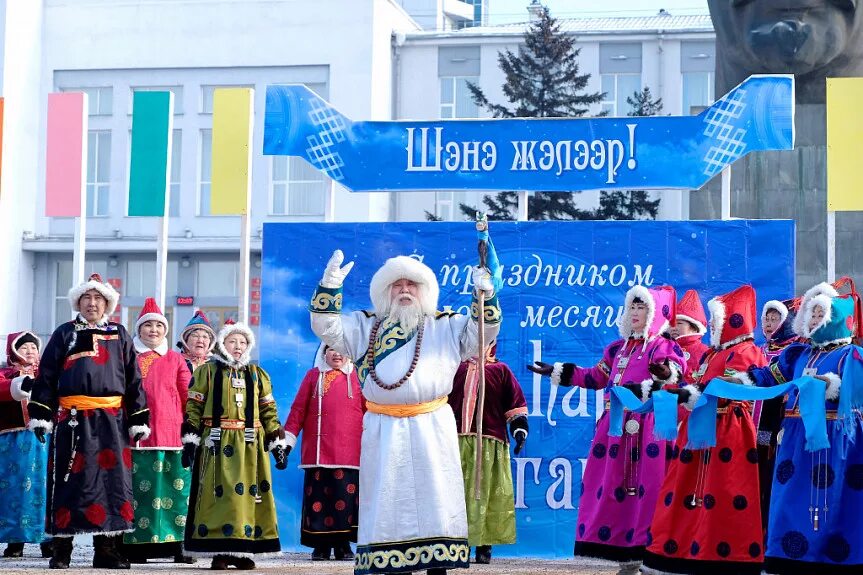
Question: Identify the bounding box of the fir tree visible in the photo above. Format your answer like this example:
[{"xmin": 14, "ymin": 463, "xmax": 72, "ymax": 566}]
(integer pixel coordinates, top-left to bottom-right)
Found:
[
  {"xmin": 626, "ymin": 86, "xmax": 663, "ymax": 117},
  {"xmin": 464, "ymin": 6, "xmax": 602, "ymax": 220},
  {"xmin": 424, "ymin": 210, "xmax": 443, "ymax": 221}
]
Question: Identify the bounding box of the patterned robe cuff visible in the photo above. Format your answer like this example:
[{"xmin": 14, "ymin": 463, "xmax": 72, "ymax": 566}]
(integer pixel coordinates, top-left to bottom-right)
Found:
[
  {"xmin": 470, "ymin": 291, "xmax": 502, "ymax": 325},
  {"xmin": 309, "ymin": 285, "xmax": 343, "ymax": 314}
]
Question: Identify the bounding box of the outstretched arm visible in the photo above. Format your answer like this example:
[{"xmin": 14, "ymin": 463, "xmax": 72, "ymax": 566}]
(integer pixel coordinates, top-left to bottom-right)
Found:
[{"xmin": 309, "ymin": 249, "xmax": 369, "ymax": 358}]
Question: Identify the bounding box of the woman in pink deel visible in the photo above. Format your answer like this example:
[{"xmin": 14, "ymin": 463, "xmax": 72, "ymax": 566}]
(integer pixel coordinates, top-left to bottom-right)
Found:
[
  {"xmin": 283, "ymin": 345, "xmax": 365, "ymax": 562},
  {"xmin": 122, "ymin": 298, "xmax": 194, "ymax": 564},
  {"xmin": 529, "ymin": 285, "xmax": 686, "ymax": 575}
]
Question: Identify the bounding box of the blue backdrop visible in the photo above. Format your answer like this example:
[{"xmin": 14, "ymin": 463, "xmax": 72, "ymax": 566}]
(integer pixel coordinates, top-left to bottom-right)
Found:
[{"xmin": 260, "ymin": 220, "xmax": 795, "ymax": 558}]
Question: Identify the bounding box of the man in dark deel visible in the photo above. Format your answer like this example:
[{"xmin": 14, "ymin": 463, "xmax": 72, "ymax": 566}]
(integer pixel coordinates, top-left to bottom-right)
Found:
[
  {"xmin": 709, "ymin": 0, "xmax": 863, "ymax": 104},
  {"xmin": 28, "ymin": 273, "xmax": 150, "ymax": 569}
]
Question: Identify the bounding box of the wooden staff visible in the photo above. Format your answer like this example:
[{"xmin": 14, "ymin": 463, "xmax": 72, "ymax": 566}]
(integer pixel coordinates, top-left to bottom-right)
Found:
[{"xmin": 474, "ymin": 219, "xmax": 489, "ymax": 500}]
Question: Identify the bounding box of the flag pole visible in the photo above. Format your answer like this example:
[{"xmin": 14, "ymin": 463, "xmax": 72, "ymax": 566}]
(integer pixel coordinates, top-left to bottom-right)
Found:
[
  {"xmin": 155, "ymin": 97, "xmax": 174, "ymax": 311},
  {"xmin": 473, "ymin": 214, "xmax": 489, "ymax": 500}
]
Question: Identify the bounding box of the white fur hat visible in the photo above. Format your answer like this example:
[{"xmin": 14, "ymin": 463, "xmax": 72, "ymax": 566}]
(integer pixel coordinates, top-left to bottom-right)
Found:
[
  {"xmin": 216, "ymin": 321, "xmax": 256, "ymax": 367},
  {"xmin": 369, "ymin": 256, "xmax": 439, "ymax": 316},
  {"xmin": 68, "ymin": 273, "xmax": 120, "ymax": 321},
  {"xmin": 761, "ymin": 300, "xmax": 788, "ymax": 328},
  {"xmin": 793, "ymin": 282, "xmax": 839, "ymax": 337}
]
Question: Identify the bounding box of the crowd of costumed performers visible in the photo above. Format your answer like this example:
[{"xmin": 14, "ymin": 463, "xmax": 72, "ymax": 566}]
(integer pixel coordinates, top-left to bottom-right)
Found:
[{"xmin": 2, "ymin": 245, "xmax": 863, "ymax": 575}]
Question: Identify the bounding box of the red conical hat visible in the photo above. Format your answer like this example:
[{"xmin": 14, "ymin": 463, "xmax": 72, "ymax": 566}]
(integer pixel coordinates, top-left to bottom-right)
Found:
[
  {"xmin": 135, "ymin": 297, "xmax": 169, "ymax": 335},
  {"xmin": 676, "ymin": 289, "xmax": 707, "ymax": 335},
  {"xmin": 707, "ymin": 285, "xmax": 757, "ymax": 349}
]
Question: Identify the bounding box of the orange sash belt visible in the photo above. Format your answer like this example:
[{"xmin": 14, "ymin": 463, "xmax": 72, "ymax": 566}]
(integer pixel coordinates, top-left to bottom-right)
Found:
[
  {"xmin": 366, "ymin": 396, "xmax": 447, "ymax": 418},
  {"xmin": 59, "ymin": 395, "xmax": 123, "ymax": 410}
]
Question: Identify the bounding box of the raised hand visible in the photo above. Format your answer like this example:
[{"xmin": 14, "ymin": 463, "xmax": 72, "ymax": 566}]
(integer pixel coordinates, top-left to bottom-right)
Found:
[
  {"xmin": 526, "ymin": 361, "xmax": 554, "ymax": 376},
  {"xmin": 472, "ymin": 266, "xmax": 494, "ymax": 295},
  {"xmin": 321, "ymin": 249, "xmax": 355, "ymax": 289}
]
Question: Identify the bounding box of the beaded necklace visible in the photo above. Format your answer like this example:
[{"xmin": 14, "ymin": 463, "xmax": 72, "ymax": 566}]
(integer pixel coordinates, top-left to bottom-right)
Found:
[{"xmin": 366, "ymin": 316, "xmax": 426, "ymax": 390}]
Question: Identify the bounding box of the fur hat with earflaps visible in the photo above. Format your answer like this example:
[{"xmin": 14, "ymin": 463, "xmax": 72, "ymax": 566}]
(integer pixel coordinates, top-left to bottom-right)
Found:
[
  {"xmin": 215, "ymin": 320, "xmax": 256, "ymax": 368},
  {"xmin": 369, "ymin": 256, "xmax": 439, "ymax": 317},
  {"xmin": 707, "ymin": 285, "xmax": 757, "ymax": 349},
  {"xmin": 68, "ymin": 273, "xmax": 120, "ymax": 322},
  {"xmin": 179, "ymin": 310, "xmax": 217, "ymax": 352}
]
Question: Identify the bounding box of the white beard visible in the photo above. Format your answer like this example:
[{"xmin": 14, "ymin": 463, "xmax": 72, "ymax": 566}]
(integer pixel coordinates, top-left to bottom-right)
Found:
[{"xmin": 384, "ymin": 296, "xmax": 424, "ymax": 335}]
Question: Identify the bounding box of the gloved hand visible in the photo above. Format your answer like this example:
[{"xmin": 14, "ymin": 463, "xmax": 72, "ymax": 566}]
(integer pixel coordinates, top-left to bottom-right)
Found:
[
  {"xmin": 33, "ymin": 426, "xmax": 47, "ymax": 444},
  {"xmin": 621, "ymin": 381, "xmax": 661, "ymax": 402},
  {"xmin": 274, "ymin": 445, "xmax": 290, "ymax": 470},
  {"xmin": 509, "ymin": 416, "xmax": 529, "ymax": 455},
  {"xmin": 526, "ymin": 361, "xmax": 554, "ymax": 376},
  {"xmin": 472, "ymin": 266, "xmax": 494, "ymax": 295},
  {"xmin": 182, "ymin": 442, "xmax": 197, "ymax": 469},
  {"xmin": 321, "ymin": 250, "xmax": 354, "ymax": 289},
  {"xmin": 10, "ymin": 376, "xmax": 33, "ymax": 402},
  {"xmin": 664, "ymin": 387, "xmax": 697, "ymax": 406},
  {"xmin": 648, "ymin": 359, "xmax": 673, "ymax": 381}
]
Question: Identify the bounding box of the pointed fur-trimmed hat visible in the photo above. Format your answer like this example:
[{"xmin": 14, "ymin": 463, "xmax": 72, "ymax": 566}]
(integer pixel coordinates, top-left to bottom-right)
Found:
[
  {"xmin": 6, "ymin": 331, "xmax": 42, "ymax": 364},
  {"xmin": 676, "ymin": 289, "xmax": 707, "ymax": 336},
  {"xmin": 618, "ymin": 284, "xmax": 676, "ymax": 340},
  {"xmin": 180, "ymin": 310, "xmax": 216, "ymax": 349},
  {"xmin": 707, "ymin": 285, "xmax": 757, "ymax": 349},
  {"xmin": 369, "ymin": 255, "xmax": 439, "ymax": 316},
  {"xmin": 68, "ymin": 273, "xmax": 120, "ymax": 319},
  {"xmin": 135, "ymin": 298, "xmax": 169, "ymax": 335}
]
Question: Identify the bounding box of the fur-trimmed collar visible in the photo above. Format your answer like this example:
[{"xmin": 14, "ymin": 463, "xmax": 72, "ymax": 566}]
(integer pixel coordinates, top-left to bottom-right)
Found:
[
  {"xmin": 212, "ymin": 351, "xmax": 252, "ymax": 369},
  {"xmin": 133, "ymin": 336, "xmax": 168, "ymax": 356},
  {"xmin": 75, "ymin": 313, "xmax": 110, "ymax": 329}
]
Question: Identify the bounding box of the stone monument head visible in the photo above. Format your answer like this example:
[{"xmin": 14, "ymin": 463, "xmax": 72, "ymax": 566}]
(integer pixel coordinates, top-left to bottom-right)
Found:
[{"xmin": 709, "ymin": 0, "xmax": 863, "ymax": 104}]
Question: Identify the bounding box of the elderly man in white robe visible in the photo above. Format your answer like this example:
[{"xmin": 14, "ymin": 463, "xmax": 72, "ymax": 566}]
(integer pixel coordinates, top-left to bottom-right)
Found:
[{"xmin": 310, "ymin": 250, "xmax": 501, "ymax": 575}]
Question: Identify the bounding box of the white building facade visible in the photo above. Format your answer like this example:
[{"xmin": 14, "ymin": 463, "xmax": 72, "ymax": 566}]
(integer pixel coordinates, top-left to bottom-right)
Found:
[{"xmin": 0, "ymin": 0, "xmax": 716, "ymax": 352}]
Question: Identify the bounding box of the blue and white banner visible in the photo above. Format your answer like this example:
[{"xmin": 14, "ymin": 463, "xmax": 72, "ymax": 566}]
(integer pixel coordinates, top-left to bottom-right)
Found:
[
  {"xmin": 263, "ymin": 75, "xmax": 794, "ymax": 192},
  {"xmin": 261, "ymin": 219, "xmax": 795, "ymax": 557}
]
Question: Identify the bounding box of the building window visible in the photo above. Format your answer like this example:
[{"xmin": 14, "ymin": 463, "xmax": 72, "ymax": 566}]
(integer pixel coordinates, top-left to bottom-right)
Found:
[
  {"xmin": 600, "ymin": 74, "xmax": 642, "ymax": 116},
  {"xmin": 197, "ymin": 261, "xmax": 239, "ymax": 297},
  {"xmin": 435, "ymin": 191, "xmax": 485, "ymax": 221},
  {"xmin": 199, "ymin": 129, "xmax": 212, "ymax": 215},
  {"xmin": 170, "ymin": 130, "xmax": 182, "ymax": 217},
  {"xmin": 199, "ymin": 307, "xmax": 239, "ymax": 330},
  {"xmin": 682, "ymin": 72, "xmax": 715, "ymax": 115},
  {"xmin": 440, "ymin": 77, "xmax": 479, "ymax": 119},
  {"xmin": 270, "ymin": 157, "xmax": 326, "ymax": 216},
  {"xmin": 63, "ymin": 87, "xmax": 113, "ymax": 116},
  {"xmin": 130, "ymin": 86, "xmax": 184, "ymax": 115},
  {"xmin": 87, "ymin": 130, "xmax": 111, "ymax": 217},
  {"xmin": 200, "ymin": 85, "xmax": 254, "ymax": 114},
  {"xmin": 54, "ymin": 260, "xmax": 73, "ymax": 325},
  {"xmin": 126, "ymin": 260, "xmax": 179, "ymax": 299}
]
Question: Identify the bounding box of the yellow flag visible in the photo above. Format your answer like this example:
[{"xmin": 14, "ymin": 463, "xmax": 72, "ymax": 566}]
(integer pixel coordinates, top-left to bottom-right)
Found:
[
  {"xmin": 211, "ymin": 88, "xmax": 254, "ymax": 215},
  {"xmin": 827, "ymin": 77, "xmax": 863, "ymax": 212}
]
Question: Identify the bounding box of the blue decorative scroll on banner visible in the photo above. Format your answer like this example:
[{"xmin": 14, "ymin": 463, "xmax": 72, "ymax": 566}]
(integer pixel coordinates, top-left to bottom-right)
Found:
[
  {"xmin": 263, "ymin": 75, "xmax": 794, "ymax": 192},
  {"xmin": 261, "ymin": 219, "xmax": 795, "ymax": 558}
]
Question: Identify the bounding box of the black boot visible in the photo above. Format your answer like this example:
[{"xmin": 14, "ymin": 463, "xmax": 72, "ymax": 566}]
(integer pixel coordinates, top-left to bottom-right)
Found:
[
  {"xmin": 41, "ymin": 540, "xmax": 55, "ymax": 559},
  {"xmin": 334, "ymin": 542, "xmax": 354, "ymax": 561},
  {"xmin": 311, "ymin": 547, "xmax": 331, "ymax": 560},
  {"xmin": 211, "ymin": 555, "xmax": 230, "ymax": 570},
  {"xmin": 475, "ymin": 545, "xmax": 492, "ymax": 564},
  {"xmin": 49, "ymin": 538, "xmax": 73, "ymax": 569},
  {"xmin": 92, "ymin": 535, "xmax": 130, "ymax": 569},
  {"xmin": 3, "ymin": 542, "xmax": 25, "ymax": 558}
]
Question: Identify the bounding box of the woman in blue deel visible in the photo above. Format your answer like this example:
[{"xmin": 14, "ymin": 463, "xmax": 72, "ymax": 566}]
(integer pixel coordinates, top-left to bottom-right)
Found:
[{"xmin": 743, "ymin": 284, "xmax": 863, "ymax": 575}]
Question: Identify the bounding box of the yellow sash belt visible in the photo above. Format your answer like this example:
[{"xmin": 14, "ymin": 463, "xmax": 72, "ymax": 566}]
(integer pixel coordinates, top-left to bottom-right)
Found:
[
  {"xmin": 366, "ymin": 396, "xmax": 447, "ymax": 418},
  {"xmin": 59, "ymin": 395, "xmax": 123, "ymax": 410}
]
